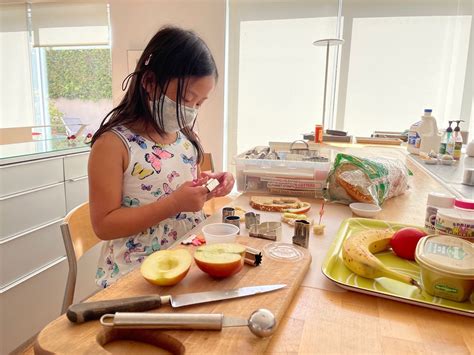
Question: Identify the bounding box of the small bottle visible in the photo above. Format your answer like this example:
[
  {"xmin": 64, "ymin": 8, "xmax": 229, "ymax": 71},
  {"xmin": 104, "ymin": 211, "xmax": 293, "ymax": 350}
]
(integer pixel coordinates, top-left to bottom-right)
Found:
[
  {"xmin": 439, "ymin": 121, "xmax": 453, "ymax": 155},
  {"xmin": 453, "ymin": 120, "xmax": 464, "ymax": 160},
  {"xmin": 446, "ymin": 127, "xmax": 456, "ymax": 156},
  {"xmin": 425, "ymin": 192, "xmax": 455, "ymax": 231}
]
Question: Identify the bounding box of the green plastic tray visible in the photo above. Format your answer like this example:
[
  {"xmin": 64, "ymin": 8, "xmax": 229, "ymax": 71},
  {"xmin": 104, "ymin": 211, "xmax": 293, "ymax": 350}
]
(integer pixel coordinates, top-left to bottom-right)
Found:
[{"xmin": 322, "ymin": 218, "xmax": 474, "ymax": 317}]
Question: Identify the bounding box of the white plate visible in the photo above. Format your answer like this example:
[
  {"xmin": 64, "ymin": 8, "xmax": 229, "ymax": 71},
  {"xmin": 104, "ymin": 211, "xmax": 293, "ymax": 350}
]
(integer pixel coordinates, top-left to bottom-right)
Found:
[
  {"xmin": 441, "ymin": 159, "xmax": 455, "ymax": 165},
  {"xmin": 349, "ymin": 202, "xmax": 382, "ymax": 218}
]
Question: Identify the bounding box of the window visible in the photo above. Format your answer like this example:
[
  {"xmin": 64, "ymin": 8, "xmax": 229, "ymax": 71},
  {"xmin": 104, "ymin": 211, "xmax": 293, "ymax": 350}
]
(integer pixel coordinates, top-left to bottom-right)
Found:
[
  {"xmin": 343, "ymin": 15, "xmax": 471, "ymax": 137},
  {"xmin": 0, "ymin": 2, "xmax": 111, "ymax": 148},
  {"xmin": 227, "ymin": 0, "xmax": 341, "ymax": 169},
  {"xmin": 227, "ymin": 0, "xmax": 473, "ymax": 171},
  {"xmin": 237, "ymin": 17, "xmax": 340, "ymax": 154}
]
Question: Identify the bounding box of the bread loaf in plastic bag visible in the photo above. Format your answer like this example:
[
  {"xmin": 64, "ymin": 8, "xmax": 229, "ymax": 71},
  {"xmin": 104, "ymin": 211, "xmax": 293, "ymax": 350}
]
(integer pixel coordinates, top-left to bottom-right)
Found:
[{"xmin": 325, "ymin": 153, "xmax": 411, "ymax": 206}]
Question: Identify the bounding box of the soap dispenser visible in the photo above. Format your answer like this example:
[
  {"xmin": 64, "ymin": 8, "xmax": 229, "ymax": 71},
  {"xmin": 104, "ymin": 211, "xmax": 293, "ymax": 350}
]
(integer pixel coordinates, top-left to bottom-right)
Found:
[
  {"xmin": 453, "ymin": 120, "xmax": 464, "ymax": 160},
  {"xmin": 439, "ymin": 121, "xmax": 453, "ymax": 155}
]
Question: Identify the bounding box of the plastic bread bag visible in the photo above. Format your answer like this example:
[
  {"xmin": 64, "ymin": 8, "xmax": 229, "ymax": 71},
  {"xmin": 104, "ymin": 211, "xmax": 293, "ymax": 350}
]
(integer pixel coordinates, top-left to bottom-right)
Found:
[{"xmin": 325, "ymin": 153, "xmax": 411, "ymax": 206}]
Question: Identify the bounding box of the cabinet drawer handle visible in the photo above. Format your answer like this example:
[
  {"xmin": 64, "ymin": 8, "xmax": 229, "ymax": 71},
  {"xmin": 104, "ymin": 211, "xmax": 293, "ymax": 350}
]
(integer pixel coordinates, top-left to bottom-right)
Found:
[{"xmin": 68, "ymin": 176, "xmax": 88, "ymax": 183}]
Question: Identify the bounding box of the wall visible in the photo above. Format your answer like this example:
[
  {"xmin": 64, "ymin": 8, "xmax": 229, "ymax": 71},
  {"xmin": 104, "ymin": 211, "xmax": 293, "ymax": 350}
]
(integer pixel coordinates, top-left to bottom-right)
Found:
[{"xmin": 109, "ymin": 0, "xmax": 226, "ymax": 171}]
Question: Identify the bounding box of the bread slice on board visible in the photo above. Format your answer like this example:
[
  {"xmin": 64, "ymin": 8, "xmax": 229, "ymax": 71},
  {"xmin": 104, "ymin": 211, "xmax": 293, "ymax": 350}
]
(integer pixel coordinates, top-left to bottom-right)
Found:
[{"xmin": 249, "ymin": 196, "xmax": 311, "ymax": 213}]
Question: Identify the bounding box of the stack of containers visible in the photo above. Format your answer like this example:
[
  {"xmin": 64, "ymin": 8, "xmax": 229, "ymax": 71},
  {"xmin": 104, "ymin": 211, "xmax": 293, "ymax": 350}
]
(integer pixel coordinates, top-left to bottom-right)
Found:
[
  {"xmin": 424, "ymin": 193, "xmax": 455, "ymax": 231},
  {"xmin": 435, "ymin": 198, "xmax": 474, "ymax": 242}
]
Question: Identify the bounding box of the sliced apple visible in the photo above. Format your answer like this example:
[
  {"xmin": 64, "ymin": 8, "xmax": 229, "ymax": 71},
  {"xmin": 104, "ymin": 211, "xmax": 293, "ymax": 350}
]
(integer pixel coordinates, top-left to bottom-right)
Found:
[
  {"xmin": 140, "ymin": 249, "xmax": 192, "ymax": 286},
  {"xmin": 194, "ymin": 243, "xmax": 246, "ymax": 278}
]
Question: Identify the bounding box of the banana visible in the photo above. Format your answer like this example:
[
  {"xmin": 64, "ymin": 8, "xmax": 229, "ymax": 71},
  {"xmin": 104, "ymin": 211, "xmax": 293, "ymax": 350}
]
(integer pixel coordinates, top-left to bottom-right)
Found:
[{"xmin": 342, "ymin": 229, "xmax": 420, "ymax": 288}]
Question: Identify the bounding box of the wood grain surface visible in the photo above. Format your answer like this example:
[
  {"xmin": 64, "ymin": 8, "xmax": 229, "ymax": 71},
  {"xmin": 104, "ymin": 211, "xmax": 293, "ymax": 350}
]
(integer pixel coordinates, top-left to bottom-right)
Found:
[
  {"xmin": 34, "ymin": 237, "xmax": 311, "ymax": 354},
  {"xmin": 34, "ymin": 144, "xmax": 474, "ymax": 354}
]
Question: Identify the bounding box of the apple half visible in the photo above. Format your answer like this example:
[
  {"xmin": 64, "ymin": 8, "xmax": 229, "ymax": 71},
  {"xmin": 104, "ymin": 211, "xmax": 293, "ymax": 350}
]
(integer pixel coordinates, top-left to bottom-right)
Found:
[
  {"xmin": 194, "ymin": 243, "xmax": 246, "ymax": 278},
  {"xmin": 140, "ymin": 249, "xmax": 192, "ymax": 286}
]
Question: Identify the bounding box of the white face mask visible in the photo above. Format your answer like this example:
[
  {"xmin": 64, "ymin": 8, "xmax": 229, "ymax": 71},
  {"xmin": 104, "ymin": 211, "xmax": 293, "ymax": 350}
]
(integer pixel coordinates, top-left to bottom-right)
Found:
[{"xmin": 151, "ymin": 95, "xmax": 198, "ymax": 133}]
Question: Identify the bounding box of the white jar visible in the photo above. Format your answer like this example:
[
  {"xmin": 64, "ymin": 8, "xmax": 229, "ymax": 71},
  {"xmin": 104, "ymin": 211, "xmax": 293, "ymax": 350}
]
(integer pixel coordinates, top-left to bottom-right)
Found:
[
  {"xmin": 425, "ymin": 192, "xmax": 455, "ymax": 231},
  {"xmin": 435, "ymin": 208, "xmax": 474, "ymax": 241}
]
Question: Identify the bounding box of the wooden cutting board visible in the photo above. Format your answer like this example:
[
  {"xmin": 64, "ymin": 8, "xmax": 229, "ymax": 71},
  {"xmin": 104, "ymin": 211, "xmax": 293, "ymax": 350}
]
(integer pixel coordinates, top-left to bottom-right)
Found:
[{"xmin": 35, "ymin": 236, "xmax": 311, "ymax": 354}]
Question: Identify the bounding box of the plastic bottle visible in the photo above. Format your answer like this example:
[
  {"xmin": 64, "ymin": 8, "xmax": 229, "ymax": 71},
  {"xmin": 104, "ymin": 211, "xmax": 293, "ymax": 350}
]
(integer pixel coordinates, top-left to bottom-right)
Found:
[
  {"xmin": 407, "ymin": 109, "xmax": 441, "ymax": 155},
  {"xmin": 424, "ymin": 192, "xmax": 455, "ymax": 231},
  {"xmin": 439, "ymin": 121, "xmax": 453, "ymax": 155},
  {"xmin": 446, "ymin": 128, "xmax": 455, "ymax": 156},
  {"xmin": 453, "ymin": 120, "xmax": 464, "ymax": 160}
]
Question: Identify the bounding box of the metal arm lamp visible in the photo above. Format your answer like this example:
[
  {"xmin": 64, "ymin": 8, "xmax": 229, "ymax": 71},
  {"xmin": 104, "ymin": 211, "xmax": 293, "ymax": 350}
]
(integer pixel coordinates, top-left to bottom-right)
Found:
[{"xmin": 312, "ymin": 38, "xmax": 344, "ymax": 133}]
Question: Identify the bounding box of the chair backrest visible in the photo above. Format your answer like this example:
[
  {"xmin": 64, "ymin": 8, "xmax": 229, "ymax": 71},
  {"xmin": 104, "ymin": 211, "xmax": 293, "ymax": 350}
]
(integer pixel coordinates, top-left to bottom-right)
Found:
[
  {"xmin": 60, "ymin": 202, "xmax": 100, "ymax": 313},
  {"xmin": 200, "ymin": 152, "xmax": 214, "ymax": 172}
]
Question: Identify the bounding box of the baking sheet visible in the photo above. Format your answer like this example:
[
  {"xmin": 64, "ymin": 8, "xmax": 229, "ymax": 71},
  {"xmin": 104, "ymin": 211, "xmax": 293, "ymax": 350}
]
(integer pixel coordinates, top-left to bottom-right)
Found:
[{"xmin": 321, "ymin": 218, "xmax": 474, "ymax": 317}]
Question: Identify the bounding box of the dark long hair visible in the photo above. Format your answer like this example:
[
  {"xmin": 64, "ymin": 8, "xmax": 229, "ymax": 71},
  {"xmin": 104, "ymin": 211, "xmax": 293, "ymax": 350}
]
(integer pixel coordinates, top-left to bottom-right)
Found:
[{"xmin": 91, "ymin": 26, "xmax": 218, "ymax": 164}]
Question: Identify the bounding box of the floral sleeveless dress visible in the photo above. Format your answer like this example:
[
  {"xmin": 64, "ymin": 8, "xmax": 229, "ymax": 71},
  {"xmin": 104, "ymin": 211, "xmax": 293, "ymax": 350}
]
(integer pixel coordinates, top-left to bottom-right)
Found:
[{"xmin": 96, "ymin": 125, "xmax": 205, "ymax": 288}]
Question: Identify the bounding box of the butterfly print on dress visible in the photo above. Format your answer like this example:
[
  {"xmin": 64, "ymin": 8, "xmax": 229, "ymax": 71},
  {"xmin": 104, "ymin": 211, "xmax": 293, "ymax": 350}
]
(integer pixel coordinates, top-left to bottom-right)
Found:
[{"xmin": 145, "ymin": 146, "xmax": 174, "ymax": 174}]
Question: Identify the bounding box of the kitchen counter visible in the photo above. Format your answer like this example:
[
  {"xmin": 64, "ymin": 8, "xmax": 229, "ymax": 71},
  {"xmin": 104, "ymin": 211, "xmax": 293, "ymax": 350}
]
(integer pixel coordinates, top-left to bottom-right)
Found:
[
  {"xmin": 408, "ymin": 153, "xmax": 474, "ymax": 199},
  {"xmin": 0, "ymin": 139, "xmax": 90, "ymax": 166},
  {"xmin": 34, "ymin": 145, "xmax": 474, "ymax": 354}
]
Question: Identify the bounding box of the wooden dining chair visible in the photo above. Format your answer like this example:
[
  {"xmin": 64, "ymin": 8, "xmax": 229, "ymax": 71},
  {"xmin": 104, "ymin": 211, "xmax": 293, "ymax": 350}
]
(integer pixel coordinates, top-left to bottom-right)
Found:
[
  {"xmin": 200, "ymin": 152, "xmax": 214, "ymax": 172},
  {"xmin": 60, "ymin": 202, "xmax": 101, "ymax": 314}
]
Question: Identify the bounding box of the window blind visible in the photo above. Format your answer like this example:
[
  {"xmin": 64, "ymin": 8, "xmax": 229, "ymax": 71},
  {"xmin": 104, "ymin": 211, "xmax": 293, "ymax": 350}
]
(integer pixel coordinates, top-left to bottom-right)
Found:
[
  {"xmin": 0, "ymin": 3, "xmax": 34, "ymax": 127},
  {"xmin": 31, "ymin": 2, "xmax": 109, "ymax": 47}
]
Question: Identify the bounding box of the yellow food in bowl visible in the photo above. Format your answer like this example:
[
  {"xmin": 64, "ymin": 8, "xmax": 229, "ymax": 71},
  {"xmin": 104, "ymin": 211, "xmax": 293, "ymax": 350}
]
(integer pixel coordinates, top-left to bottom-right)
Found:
[{"xmin": 415, "ymin": 235, "xmax": 474, "ymax": 302}]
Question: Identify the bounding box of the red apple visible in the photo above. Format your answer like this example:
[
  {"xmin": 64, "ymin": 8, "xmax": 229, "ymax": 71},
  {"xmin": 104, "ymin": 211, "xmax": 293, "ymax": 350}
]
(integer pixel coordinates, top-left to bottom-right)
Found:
[
  {"xmin": 390, "ymin": 227, "xmax": 427, "ymax": 260},
  {"xmin": 194, "ymin": 243, "xmax": 246, "ymax": 278}
]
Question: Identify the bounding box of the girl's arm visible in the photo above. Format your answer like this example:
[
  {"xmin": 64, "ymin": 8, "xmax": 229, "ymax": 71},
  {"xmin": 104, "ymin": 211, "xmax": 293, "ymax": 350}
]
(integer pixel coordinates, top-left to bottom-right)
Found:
[{"xmin": 88, "ymin": 132, "xmax": 208, "ymax": 240}]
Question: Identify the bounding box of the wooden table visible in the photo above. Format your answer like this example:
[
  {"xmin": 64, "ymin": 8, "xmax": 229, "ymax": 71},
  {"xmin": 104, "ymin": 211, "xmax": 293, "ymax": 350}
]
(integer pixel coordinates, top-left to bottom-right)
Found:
[{"xmin": 36, "ymin": 145, "xmax": 474, "ymax": 354}]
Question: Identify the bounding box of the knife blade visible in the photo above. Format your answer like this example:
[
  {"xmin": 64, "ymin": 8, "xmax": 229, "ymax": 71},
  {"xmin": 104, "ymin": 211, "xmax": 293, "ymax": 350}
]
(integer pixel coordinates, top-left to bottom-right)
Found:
[{"xmin": 67, "ymin": 284, "xmax": 286, "ymax": 323}]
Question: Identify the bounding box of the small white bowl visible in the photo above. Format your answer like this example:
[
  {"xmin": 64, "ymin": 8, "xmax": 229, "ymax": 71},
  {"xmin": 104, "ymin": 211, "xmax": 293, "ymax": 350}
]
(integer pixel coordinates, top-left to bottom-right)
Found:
[
  {"xmin": 201, "ymin": 223, "xmax": 239, "ymax": 244},
  {"xmin": 349, "ymin": 203, "xmax": 382, "ymax": 218}
]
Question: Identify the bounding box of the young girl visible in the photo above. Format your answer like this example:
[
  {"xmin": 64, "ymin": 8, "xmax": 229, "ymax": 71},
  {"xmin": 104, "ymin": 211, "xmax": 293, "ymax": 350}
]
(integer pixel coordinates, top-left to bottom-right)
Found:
[{"xmin": 89, "ymin": 26, "xmax": 234, "ymax": 288}]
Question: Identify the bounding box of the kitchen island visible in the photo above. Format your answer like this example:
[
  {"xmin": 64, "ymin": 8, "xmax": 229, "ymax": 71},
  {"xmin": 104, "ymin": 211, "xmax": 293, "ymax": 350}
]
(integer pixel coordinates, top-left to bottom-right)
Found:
[{"xmin": 34, "ymin": 145, "xmax": 473, "ymax": 354}]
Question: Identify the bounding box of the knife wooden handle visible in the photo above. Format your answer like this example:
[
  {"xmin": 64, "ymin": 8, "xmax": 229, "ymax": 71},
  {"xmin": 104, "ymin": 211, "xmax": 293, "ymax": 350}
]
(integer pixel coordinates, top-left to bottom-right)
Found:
[{"xmin": 67, "ymin": 295, "xmax": 163, "ymax": 323}]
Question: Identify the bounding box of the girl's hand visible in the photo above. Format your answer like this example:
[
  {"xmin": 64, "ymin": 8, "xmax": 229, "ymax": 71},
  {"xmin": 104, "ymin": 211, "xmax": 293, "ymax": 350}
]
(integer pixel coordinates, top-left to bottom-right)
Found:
[
  {"xmin": 200, "ymin": 171, "xmax": 235, "ymax": 198},
  {"xmin": 169, "ymin": 181, "xmax": 208, "ymax": 212}
]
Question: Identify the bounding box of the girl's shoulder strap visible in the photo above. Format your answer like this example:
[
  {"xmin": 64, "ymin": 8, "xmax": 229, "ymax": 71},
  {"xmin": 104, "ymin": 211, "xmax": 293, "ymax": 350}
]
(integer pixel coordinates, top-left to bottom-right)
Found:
[{"xmin": 110, "ymin": 125, "xmax": 132, "ymax": 150}]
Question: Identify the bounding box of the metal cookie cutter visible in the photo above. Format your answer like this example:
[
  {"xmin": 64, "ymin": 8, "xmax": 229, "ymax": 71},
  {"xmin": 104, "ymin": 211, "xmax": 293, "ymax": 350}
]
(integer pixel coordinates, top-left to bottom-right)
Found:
[
  {"xmin": 245, "ymin": 212, "xmax": 261, "ymax": 230},
  {"xmin": 289, "ymin": 140, "xmax": 310, "ymax": 155},
  {"xmin": 222, "ymin": 207, "xmax": 235, "ymax": 223},
  {"xmin": 292, "ymin": 220, "xmax": 310, "ymax": 248},
  {"xmin": 249, "ymin": 222, "xmax": 282, "ymax": 241}
]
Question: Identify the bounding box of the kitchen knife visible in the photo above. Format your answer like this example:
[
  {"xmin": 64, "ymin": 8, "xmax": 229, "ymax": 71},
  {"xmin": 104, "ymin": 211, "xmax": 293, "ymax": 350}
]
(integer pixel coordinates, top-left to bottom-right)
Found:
[{"xmin": 67, "ymin": 284, "xmax": 286, "ymax": 323}]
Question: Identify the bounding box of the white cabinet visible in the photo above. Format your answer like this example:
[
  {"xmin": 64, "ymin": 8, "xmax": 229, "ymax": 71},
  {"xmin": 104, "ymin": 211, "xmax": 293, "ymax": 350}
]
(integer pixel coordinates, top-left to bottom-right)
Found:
[
  {"xmin": 64, "ymin": 152, "xmax": 89, "ymax": 180},
  {"xmin": 0, "ymin": 220, "xmax": 64, "ymax": 287},
  {"xmin": 0, "ymin": 183, "xmax": 66, "ymax": 239},
  {"xmin": 0, "ymin": 150, "xmax": 93, "ymax": 354},
  {"xmin": 0, "ymin": 258, "xmax": 68, "ymax": 355},
  {"xmin": 0, "ymin": 157, "xmax": 64, "ymax": 197}
]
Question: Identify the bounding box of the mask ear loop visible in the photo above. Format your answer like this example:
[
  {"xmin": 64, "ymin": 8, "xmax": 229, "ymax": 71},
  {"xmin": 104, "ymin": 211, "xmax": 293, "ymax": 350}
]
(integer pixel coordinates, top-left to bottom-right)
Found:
[
  {"xmin": 122, "ymin": 53, "xmax": 152, "ymax": 91},
  {"xmin": 121, "ymin": 72, "xmax": 135, "ymax": 91}
]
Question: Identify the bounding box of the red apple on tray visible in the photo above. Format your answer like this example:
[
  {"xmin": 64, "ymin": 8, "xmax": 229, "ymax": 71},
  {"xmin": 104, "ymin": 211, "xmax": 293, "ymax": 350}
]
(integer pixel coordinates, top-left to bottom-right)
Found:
[
  {"xmin": 194, "ymin": 243, "xmax": 246, "ymax": 278},
  {"xmin": 140, "ymin": 249, "xmax": 192, "ymax": 286},
  {"xmin": 390, "ymin": 227, "xmax": 428, "ymax": 260}
]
